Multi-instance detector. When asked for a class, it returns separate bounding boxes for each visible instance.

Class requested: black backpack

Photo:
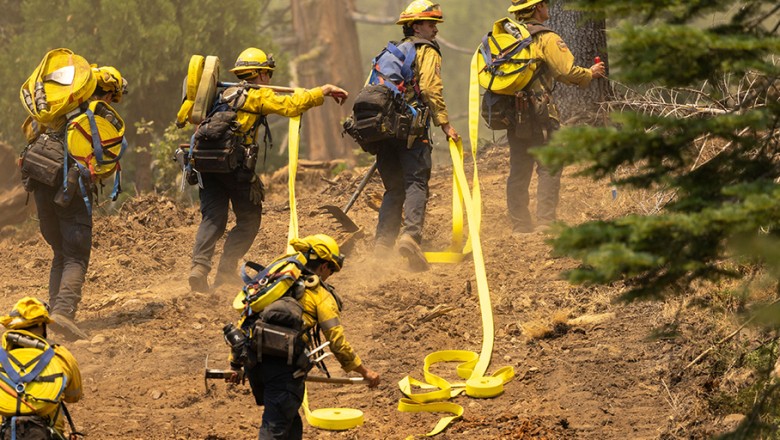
[343,38,438,154]
[188,86,270,179]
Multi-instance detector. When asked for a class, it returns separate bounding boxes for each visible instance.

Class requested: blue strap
[240,261,268,285]
[109,169,122,201]
[10,415,16,440]
[86,110,126,165]
[398,43,417,83]
[85,109,105,164]
[62,135,70,201]
[0,346,54,386]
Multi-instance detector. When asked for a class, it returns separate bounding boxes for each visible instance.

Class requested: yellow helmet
[508,0,545,13]
[290,234,345,272]
[230,47,276,79]
[396,0,443,25]
[92,66,128,103]
[0,297,53,330]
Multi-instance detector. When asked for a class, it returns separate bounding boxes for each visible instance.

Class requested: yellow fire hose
[284,112,366,431]
[397,52,514,438]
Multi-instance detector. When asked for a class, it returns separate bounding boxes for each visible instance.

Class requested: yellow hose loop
[423,51,483,265]
[398,52,514,437]
[286,113,302,253]
[307,408,364,431]
[288,111,364,432]
[301,389,365,431]
[397,398,464,438]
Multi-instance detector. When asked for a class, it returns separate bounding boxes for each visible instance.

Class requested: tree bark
[547,2,609,125]
[290,0,364,161]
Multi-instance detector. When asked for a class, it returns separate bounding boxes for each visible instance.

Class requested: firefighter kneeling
[0,297,83,440]
[224,234,380,440]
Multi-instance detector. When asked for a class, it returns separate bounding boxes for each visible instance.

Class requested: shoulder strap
[408,37,441,55]
[0,346,54,386]
[526,23,552,36]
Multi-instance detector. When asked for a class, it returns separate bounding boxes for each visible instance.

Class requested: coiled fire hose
[285,113,366,430]
[397,52,515,438]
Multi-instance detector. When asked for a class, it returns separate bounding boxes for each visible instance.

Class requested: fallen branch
[685,297,780,370]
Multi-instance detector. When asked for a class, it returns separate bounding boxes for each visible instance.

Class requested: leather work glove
[249,173,265,206]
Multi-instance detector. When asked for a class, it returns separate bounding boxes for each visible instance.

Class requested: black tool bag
[19,134,65,189]
[343,84,411,153]
[191,110,245,174]
[481,90,517,131]
[0,416,55,440]
[252,297,308,368]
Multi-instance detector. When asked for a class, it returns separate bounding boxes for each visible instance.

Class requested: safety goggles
[329,253,345,272]
[235,54,276,71]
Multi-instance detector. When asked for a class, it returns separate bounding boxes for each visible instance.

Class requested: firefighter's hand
[354,364,381,388]
[590,62,606,79]
[226,368,244,385]
[249,174,264,206]
[441,123,460,142]
[321,84,348,105]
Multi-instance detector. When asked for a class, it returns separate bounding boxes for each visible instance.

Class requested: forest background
[0,0,515,197]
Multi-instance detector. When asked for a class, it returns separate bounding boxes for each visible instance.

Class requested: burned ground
[0,144,745,439]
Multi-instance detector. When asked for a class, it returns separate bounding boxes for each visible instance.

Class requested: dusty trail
[0,144,720,439]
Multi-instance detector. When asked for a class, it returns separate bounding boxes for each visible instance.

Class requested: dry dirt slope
[0,144,731,439]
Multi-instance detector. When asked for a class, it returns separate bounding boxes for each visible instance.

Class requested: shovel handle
[218,81,297,94]
[343,161,378,214]
[305,375,368,385]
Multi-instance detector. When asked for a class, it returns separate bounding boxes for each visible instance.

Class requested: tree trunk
[547,2,609,125]
[290,0,364,161]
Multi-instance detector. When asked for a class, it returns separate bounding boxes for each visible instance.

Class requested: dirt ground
[0,143,740,439]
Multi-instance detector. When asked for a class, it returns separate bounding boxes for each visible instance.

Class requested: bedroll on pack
[477,18,538,95]
[176,55,220,127]
[66,100,127,201]
[232,253,308,318]
[0,333,66,419]
[20,49,96,129]
[343,41,426,151]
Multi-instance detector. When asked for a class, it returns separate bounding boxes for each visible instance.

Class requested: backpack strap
[59,402,84,439]
[84,109,125,201]
[0,346,54,387]
[239,256,307,317]
[373,42,417,97]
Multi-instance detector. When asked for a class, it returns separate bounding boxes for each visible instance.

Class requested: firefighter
[31,66,128,341]
[226,235,380,439]
[0,297,82,439]
[372,0,460,272]
[188,49,349,292]
[503,0,605,234]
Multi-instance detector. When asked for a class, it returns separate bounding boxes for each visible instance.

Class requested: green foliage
[542,0,780,300]
[0,0,280,173]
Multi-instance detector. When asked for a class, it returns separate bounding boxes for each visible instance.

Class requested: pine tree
[536,0,779,436]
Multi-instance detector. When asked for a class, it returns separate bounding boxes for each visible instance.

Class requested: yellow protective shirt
[234,86,325,145]
[300,282,362,373]
[406,40,450,128]
[526,20,593,94]
[1,330,82,434]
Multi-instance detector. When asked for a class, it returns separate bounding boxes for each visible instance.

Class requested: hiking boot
[511,222,535,236]
[189,264,210,293]
[397,234,430,272]
[49,313,89,341]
